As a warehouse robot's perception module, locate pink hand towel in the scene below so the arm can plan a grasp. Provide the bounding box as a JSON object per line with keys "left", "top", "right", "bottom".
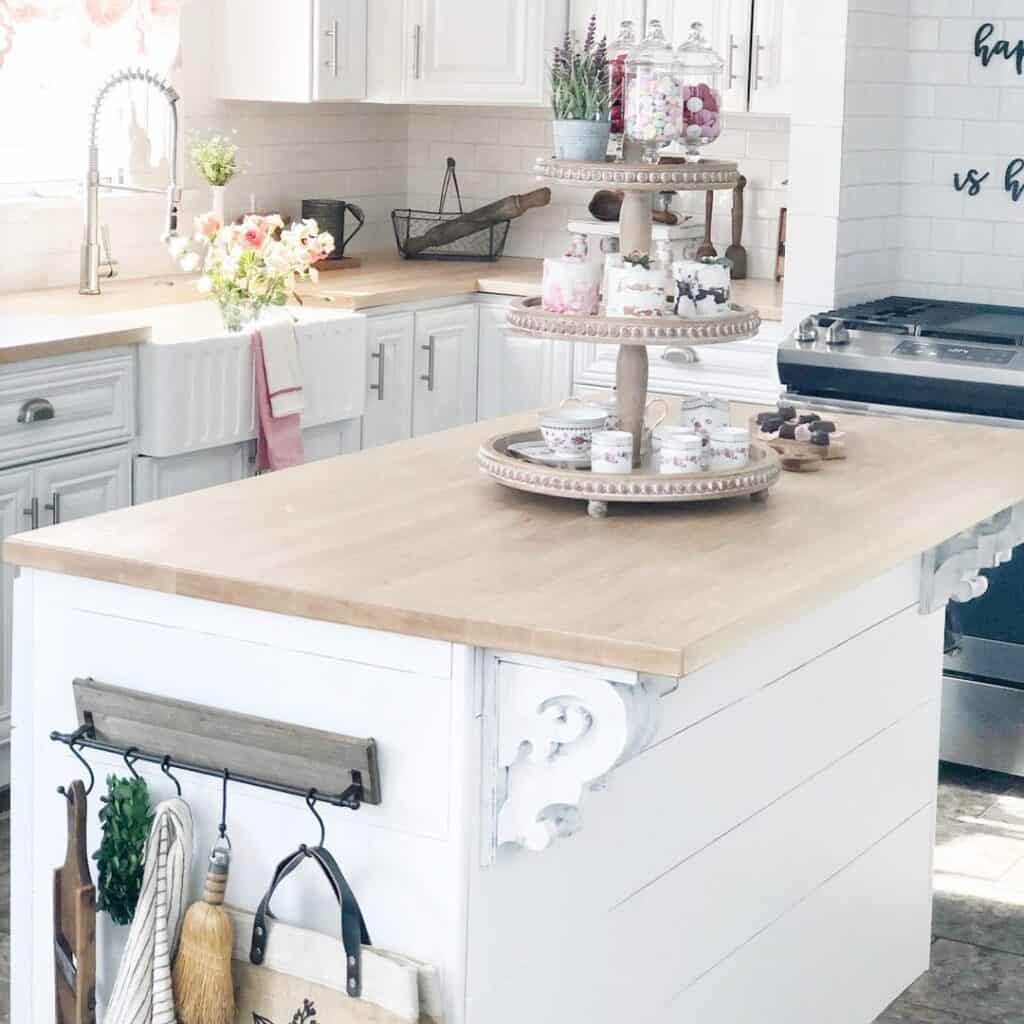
{"left": 252, "top": 330, "right": 304, "bottom": 472}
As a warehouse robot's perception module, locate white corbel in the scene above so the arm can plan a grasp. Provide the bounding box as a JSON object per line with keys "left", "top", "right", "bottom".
{"left": 480, "top": 653, "right": 675, "bottom": 864}
{"left": 920, "top": 501, "right": 1024, "bottom": 614}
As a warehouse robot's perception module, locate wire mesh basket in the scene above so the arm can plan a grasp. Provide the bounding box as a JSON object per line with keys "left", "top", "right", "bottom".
{"left": 392, "top": 157, "right": 510, "bottom": 261}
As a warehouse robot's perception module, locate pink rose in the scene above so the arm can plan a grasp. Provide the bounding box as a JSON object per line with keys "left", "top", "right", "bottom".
{"left": 84, "top": 0, "right": 131, "bottom": 28}
{"left": 196, "top": 211, "right": 221, "bottom": 239}
{"left": 241, "top": 226, "right": 265, "bottom": 250}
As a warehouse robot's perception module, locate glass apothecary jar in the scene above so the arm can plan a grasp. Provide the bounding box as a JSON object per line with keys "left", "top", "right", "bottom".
{"left": 676, "top": 22, "right": 724, "bottom": 160}
{"left": 625, "top": 19, "right": 682, "bottom": 164}
{"left": 609, "top": 19, "right": 637, "bottom": 140}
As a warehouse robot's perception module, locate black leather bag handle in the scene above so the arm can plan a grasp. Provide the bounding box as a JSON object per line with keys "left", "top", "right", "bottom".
{"left": 250, "top": 845, "right": 371, "bottom": 998}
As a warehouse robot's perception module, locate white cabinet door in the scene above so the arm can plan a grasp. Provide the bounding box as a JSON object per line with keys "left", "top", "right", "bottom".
{"left": 570, "top": 0, "right": 645, "bottom": 40}
{"left": 405, "top": 0, "right": 566, "bottom": 105}
{"left": 362, "top": 314, "right": 415, "bottom": 450}
{"left": 313, "top": 0, "right": 368, "bottom": 101}
{"left": 215, "top": 0, "right": 366, "bottom": 102}
{"left": 0, "top": 467, "right": 33, "bottom": 725}
{"left": 133, "top": 444, "right": 251, "bottom": 504}
{"left": 303, "top": 420, "right": 362, "bottom": 462}
{"left": 477, "top": 305, "right": 574, "bottom": 419}
{"left": 412, "top": 305, "right": 479, "bottom": 436}
{"left": 747, "top": 0, "right": 793, "bottom": 115}
{"left": 647, "top": 0, "right": 751, "bottom": 113}
{"left": 34, "top": 446, "right": 131, "bottom": 527}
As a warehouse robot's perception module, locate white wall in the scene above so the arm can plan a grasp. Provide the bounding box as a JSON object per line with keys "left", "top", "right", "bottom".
{"left": 407, "top": 105, "right": 789, "bottom": 276}
{"left": 0, "top": 4, "right": 409, "bottom": 293}
{"left": 837, "top": 1, "right": 1024, "bottom": 307}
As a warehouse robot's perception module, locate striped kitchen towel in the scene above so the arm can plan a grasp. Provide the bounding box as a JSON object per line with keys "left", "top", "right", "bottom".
{"left": 105, "top": 798, "right": 195, "bottom": 1024}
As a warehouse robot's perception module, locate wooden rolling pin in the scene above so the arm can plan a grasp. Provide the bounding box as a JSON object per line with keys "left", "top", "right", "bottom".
{"left": 405, "top": 188, "right": 551, "bottom": 256}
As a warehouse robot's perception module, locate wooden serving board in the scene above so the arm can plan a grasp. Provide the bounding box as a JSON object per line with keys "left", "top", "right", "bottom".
{"left": 749, "top": 416, "right": 848, "bottom": 473}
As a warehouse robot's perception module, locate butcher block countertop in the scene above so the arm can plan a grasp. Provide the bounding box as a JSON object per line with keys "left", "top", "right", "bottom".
{"left": 0, "top": 255, "right": 784, "bottom": 322}
{"left": 6, "top": 405, "right": 1024, "bottom": 677}
{"left": 0, "top": 314, "right": 150, "bottom": 363}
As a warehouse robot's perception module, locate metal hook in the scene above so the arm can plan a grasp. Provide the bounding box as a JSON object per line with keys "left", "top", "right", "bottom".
{"left": 161, "top": 755, "right": 182, "bottom": 797}
{"left": 57, "top": 738, "right": 96, "bottom": 801}
{"left": 123, "top": 747, "right": 141, "bottom": 780}
{"left": 218, "top": 768, "right": 232, "bottom": 848}
{"left": 306, "top": 788, "right": 326, "bottom": 849}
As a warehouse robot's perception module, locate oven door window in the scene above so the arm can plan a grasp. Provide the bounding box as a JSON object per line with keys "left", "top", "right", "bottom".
{"left": 945, "top": 546, "right": 1024, "bottom": 689}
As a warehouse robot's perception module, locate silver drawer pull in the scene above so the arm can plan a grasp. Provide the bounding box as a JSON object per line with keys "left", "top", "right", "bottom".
{"left": 370, "top": 343, "right": 386, "bottom": 401}
{"left": 18, "top": 397, "right": 55, "bottom": 424}
{"left": 22, "top": 497, "right": 38, "bottom": 530}
{"left": 420, "top": 338, "right": 435, "bottom": 391}
{"left": 44, "top": 492, "right": 61, "bottom": 525}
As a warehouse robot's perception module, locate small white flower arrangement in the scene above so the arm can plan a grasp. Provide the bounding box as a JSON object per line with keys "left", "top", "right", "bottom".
{"left": 171, "top": 212, "right": 335, "bottom": 331}
{"left": 190, "top": 134, "right": 239, "bottom": 187}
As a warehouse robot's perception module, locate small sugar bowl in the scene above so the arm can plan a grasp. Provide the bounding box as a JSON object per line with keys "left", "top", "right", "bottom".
{"left": 591, "top": 430, "right": 634, "bottom": 475}
{"left": 539, "top": 404, "right": 608, "bottom": 456}
{"left": 708, "top": 426, "right": 750, "bottom": 470}
{"left": 680, "top": 392, "right": 729, "bottom": 438}
{"left": 658, "top": 431, "right": 704, "bottom": 475}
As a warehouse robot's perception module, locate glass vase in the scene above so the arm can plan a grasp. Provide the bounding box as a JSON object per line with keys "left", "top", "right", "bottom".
{"left": 217, "top": 296, "right": 271, "bottom": 333}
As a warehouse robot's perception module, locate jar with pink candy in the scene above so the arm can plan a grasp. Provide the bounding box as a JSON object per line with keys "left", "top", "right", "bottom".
{"left": 676, "top": 23, "right": 725, "bottom": 160}
{"left": 625, "top": 20, "right": 682, "bottom": 164}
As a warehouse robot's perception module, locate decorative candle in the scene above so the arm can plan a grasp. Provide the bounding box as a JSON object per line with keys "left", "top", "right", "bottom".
{"left": 542, "top": 256, "right": 602, "bottom": 316}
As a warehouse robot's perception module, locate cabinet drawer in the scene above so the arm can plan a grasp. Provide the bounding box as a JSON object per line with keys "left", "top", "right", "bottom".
{"left": 0, "top": 350, "right": 134, "bottom": 469}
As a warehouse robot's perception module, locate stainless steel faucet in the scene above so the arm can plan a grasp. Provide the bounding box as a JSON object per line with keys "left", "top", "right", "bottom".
{"left": 80, "top": 67, "right": 181, "bottom": 295}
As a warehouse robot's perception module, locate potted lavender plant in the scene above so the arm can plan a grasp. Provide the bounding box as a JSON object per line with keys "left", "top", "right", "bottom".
{"left": 550, "top": 16, "right": 611, "bottom": 162}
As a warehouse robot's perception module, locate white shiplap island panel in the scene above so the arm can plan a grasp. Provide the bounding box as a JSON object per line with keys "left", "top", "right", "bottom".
{"left": 10, "top": 407, "right": 1024, "bottom": 1023}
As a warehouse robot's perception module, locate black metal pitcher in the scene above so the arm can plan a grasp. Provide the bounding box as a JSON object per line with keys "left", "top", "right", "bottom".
{"left": 301, "top": 199, "right": 365, "bottom": 257}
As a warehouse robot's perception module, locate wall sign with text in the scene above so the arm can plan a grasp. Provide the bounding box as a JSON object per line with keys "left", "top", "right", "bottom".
{"left": 953, "top": 25, "right": 1024, "bottom": 202}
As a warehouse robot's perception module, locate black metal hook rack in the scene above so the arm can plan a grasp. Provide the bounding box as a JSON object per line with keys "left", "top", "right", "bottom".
{"left": 51, "top": 724, "right": 366, "bottom": 810}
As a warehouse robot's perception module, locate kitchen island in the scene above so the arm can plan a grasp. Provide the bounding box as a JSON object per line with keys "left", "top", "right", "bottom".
{"left": 8, "top": 405, "right": 1024, "bottom": 1024}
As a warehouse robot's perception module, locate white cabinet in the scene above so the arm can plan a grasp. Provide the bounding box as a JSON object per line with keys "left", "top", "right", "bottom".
{"left": 625, "top": 0, "right": 792, "bottom": 115}
{"left": 33, "top": 447, "right": 132, "bottom": 527}
{"left": 0, "top": 445, "right": 131, "bottom": 729}
{"left": 362, "top": 314, "right": 416, "bottom": 450}
{"left": 303, "top": 420, "right": 362, "bottom": 462}
{"left": 214, "top": 0, "right": 367, "bottom": 102}
{"left": 747, "top": 0, "right": 794, "bottom": 115}
{"left": 0, "top": 468, "right": 32, "bottom": 725}
{"left": 477, "top": 304, "right": 574, "bottom": 419}
{"left": 413, "top": 304, "right": 479, "bottom": 436}
{"left": 134, "top": 444, "right": 252, "bottom": 504}
{"left": 369, "top": 0, "right": 568, "bottom": 105}
{"left": 570, "top": 0, "right": 645, "bottom": 42}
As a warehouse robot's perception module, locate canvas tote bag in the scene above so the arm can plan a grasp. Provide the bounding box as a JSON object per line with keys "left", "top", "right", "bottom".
{"left": 230, "top": 845, "right": 444, "bottom": 1024}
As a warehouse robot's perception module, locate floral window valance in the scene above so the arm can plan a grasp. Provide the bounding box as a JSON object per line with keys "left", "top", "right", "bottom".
{"left": 0, "top": 0, "right": 188, "bottom": 193}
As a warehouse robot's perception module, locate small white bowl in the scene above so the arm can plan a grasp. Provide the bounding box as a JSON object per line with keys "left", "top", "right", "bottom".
{"left": 539, "top": 404, "right": 608, "bottom": 455}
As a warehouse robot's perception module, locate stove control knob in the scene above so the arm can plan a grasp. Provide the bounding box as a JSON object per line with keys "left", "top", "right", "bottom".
{"left": 825, "top": 318, "right": 850, "bottom": 345}
{"left": 794, "top": 316, "right": 819, "bottom": 343}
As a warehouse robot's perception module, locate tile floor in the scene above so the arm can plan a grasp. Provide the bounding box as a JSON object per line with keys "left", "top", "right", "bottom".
{"left": 0, "top": 765, "right": 1020, "bottom": 1022}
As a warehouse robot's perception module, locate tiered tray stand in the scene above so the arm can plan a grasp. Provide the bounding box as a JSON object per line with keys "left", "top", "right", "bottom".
{"left": 481, "top": 157, "right": 774, "bottom": 518}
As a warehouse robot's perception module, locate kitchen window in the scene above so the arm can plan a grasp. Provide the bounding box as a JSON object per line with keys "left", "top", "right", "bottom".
{"left": 0, "top": 0, "right": 185, "bottom": 198}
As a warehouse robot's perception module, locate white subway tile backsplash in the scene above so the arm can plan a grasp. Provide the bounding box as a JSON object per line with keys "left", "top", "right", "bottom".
{"left": 929, "top": 218, "right": 994, "bottom": 254}
{"left": 933, "top": 84, "right": 999, "bottom": 119}
{"left": 899, "top": 249, "right": 963, "bottom": 285}
{"left": 904, "top": 117, "right": 964, "bottom": 152}
{"left": 906, "top": 51, "right": 970, "bottom": 84}
{"left": 962, "top": 254, "right": 1024, "bottom": 291}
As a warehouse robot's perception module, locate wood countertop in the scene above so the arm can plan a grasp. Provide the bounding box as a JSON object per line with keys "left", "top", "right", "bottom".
{"left": 0, "top": 314, "right": 150, "bottom": 363}
{"left": 6, "top": 406, "right": 1024, "bottom": 678}
{"left": 0, "top": 255, "right": 784, "bottom": 322}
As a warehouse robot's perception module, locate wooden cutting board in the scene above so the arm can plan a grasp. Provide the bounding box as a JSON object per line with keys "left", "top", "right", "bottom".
{"left": 749, "top": 415, "right": 848, "bottom": 473}
{"left": 54, "top": 780, "right": 96, "bottom": 1024}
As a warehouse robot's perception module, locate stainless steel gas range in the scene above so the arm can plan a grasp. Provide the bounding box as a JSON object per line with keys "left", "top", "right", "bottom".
{"left": 778, "top": 296, "right": 1024, "bottom": 777}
